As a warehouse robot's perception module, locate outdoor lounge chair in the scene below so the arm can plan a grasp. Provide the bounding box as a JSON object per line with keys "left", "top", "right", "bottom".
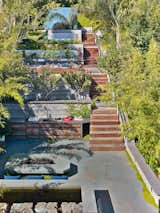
{"left": 51, "top": 176, "right": 68, "bottom": 180}
{"left": 4, "top": 175, "right": 21, "bottom": 180}
{"left": 25, "top": 176, "right": 44, "bottom": 180}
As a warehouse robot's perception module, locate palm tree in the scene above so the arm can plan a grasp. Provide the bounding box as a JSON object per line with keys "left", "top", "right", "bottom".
{"left": 47, "top": 8, "right": 77, "bottom": 30}
{"left": 0, "top": 77, "right": 28, "bottom": 127}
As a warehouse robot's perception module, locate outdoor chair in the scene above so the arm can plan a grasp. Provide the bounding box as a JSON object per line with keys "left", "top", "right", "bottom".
{"left": 25, "top": 176, "right": 44, "bottom": 180}
{"left": 4, "top": 175, "right": 21, "bottom": 180}
{"left": 51, "top": 176, "right": 68, "bottom": 180}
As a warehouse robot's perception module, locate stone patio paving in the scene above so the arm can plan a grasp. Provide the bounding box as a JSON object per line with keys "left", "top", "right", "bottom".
{"left": 0, "top": 141, "right": 158, "bottom": 213}
{"left": 64, "top": 151, "right": 158, "bottom": 213}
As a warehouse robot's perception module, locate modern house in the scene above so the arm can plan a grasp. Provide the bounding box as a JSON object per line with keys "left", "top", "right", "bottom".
{"left": 1, "top": 6, "right": 159, "bottom": 213}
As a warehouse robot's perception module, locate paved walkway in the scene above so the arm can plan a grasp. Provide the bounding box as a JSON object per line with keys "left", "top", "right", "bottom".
{"left": 0, "top": 150, "right": 158, "bottom": 213}
{"left": 64, "top": 151, "right": 157, "bottom": 213}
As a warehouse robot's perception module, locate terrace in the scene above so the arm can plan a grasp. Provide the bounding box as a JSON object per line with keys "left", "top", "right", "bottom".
{"left": 0, "top": 138, "right": 92, "bottom": 179}
{"left": 20, "top": 44, "right": 84, "bottom": 67}
{"left": 0, "top": 5, "right": 158, "bottom": 213}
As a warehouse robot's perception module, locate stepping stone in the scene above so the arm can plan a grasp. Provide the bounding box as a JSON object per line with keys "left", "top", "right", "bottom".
{"left": 35, "top": 202, "right": 47, "bottom": 213}
{"left": 61, "top": 202, "right": 83, "bottom": 213}
{"left": 61, "top": 202, "right": 72, "bottom": 213}
{"left": 10, "top": 203, "right": 33, "bottom": 213}
{"left": 0, "top": 203, "right": 8, "bottom": 213}
{"left": 46, "top": 202, "right": 58, "bottom": 213}
{"left": 72, "top": 202, "right": 83, "bottom": 213}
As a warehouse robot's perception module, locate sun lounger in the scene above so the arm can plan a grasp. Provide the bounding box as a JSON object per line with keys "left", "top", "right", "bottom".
{"left": 51, "top": 176, "right": 68, "bottom": 180}
{"left": 25, "top": 176, "right": 44, "bottom": 180}
{"left": 4, "top": 175, "right": 21, "bottom": 180}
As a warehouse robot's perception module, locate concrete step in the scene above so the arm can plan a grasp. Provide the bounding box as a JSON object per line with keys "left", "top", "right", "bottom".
{"left": 84, "top": 45, "right": 98, "bottom": 48}
{"left": 90, "top": 137, "right": 123, "bottom": 141}
{"left": 91, "top": 117, "right": 119, "bottom": 122}
{"left": 91, "top": 113, "right": 118, "bottom": 117}
{"left": 91, "top": 81, "right": 107, "bottom": 85}
{"left": 91, "top": 133, "right": 121, "bottom": 138}
{"left": 91, "top": 118, "right": 119, "bottom": 121}
{"left": 91, "top": 115, "right": 118, "bottom": 120}
{"left": 93, "top": 109, "right": 117, "bottom": 114}
{"left": 90, "top": 130, "right": 121, "bottom": 134}
{"left": 85, "top": 67, "right": 100, "bottom": 73}
{"left": 89, "top": 106, "right": 123, "bottom": 151}
{"left": 91, "top": 73, "right": 107, "bottom": 76}
{"left": 82, "top": 33, "right": 95, "bottom": 45}
{"left": 93, "top": 107, "right": 117, "bottom": 110}
{"left": 91, "top": 132, "right": 122, "bottom": 138}
{"left": 90, "top": 125, "right": 120, "bottom": 131}
{"left": 90, "top": 138, "right": 123, "bottom": 144}
{"left": 85, "top": 62, "right": 97, "bottom": 65}
{"left": 91, "top": 120, "right": 119, "bottom": 125}
{"left": 91, "top": 77, "right": 107, "bottom": 80}
{"left": 90, "top": 144, "right": 125, "bottom": 151}
{"left": 84, "top": 58, "right": 97, "bottom": 60}
{"left": 91, "top": 78, "right": 107, "bottom": 81}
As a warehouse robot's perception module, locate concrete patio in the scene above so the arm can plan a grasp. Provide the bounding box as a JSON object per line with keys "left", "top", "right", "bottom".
{"left": 64, "top": 151, "right": 157, "bottom": 213}
{"left": 0, "top": 151, "right": 158, "bottom": 213}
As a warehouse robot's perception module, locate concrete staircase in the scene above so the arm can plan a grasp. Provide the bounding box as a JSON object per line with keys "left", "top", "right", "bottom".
{"left": 90, "top": 107, "right": 125, "bottom": 151}
{"left": 84, "top": 46, "right": 99, "bottom": 65}
{"left": 90, "top": 73, "right": 108, "bottom": 98}
{"left": 83, "top": 31, "right": 99, "bottom": 65}
{"left": 82, "top": 32, "right": 96, "bottom": 45}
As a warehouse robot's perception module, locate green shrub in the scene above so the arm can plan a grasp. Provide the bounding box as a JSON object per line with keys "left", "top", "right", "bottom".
{"left": 47, "top": 137, "right": 57, "bottom": 143}
{"left": 67, "top": 104, "right": 91, "bottom": 119}
{"left": 78, "top": 14, "right": 101, "bottom": 30}
{"left": 43, "top": 175, "right": 52, "bottom": 180}
{"left": 0, "top": 147, "right": 6, "bottom": 153}
{"left": 83, "top": 134, "right": 90, "bottom": 140}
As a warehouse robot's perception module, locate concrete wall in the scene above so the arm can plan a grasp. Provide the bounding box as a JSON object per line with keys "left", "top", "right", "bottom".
{"left": 119, "top": 111, "right": 160, "bottom": 206}
{"left": 125, "top": 140, "right": 160, "bottom": 206}
{"left": 4, "top": 102, "right": 91, "bottom": 122}
{"left": 48, "top": 30, "right": 82, "bottom": 42}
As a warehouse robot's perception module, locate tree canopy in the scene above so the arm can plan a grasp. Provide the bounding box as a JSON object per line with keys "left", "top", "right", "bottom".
{"left": 83, "top": 0, "right": 160, "bottom": 173}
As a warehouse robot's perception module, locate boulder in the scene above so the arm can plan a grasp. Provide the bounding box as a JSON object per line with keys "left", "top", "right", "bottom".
{"left": 61, "top": 202, "right": 83, "bottom": 213}
{"left": 61, "top": 202, "right": 72, "bottom": 213}
{"left": 35, "top": 202, "right": 47, "bottom": 213}
{"left": 0, "top": 203, "right": 8, "bottom": 213}
{"left": 10, "top": 203, "right": 33, "bottom": 213}
{"left": 72, "top": 202, "right": 83, "bottom": 213}
{"left": 46, "top": 202, "right": 58, "bottom": 213}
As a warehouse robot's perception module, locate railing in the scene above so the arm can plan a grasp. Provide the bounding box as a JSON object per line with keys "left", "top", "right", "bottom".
{"left": 117, "top": 105, "right": 129, "bottom": 145}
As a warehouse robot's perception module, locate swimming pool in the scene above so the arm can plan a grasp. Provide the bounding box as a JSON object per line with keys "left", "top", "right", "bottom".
{"left": 0, "top": 138, "right": 91, "bottom": 178}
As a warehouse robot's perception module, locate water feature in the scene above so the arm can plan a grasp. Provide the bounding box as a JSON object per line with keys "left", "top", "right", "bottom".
{"left": 0, "top": 138, "right": 92, "bottom": 178}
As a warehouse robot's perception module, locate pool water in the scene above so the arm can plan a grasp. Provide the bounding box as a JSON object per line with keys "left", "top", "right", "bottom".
{"left": 0, "top": 138, "right": 91, "bottom": 178}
